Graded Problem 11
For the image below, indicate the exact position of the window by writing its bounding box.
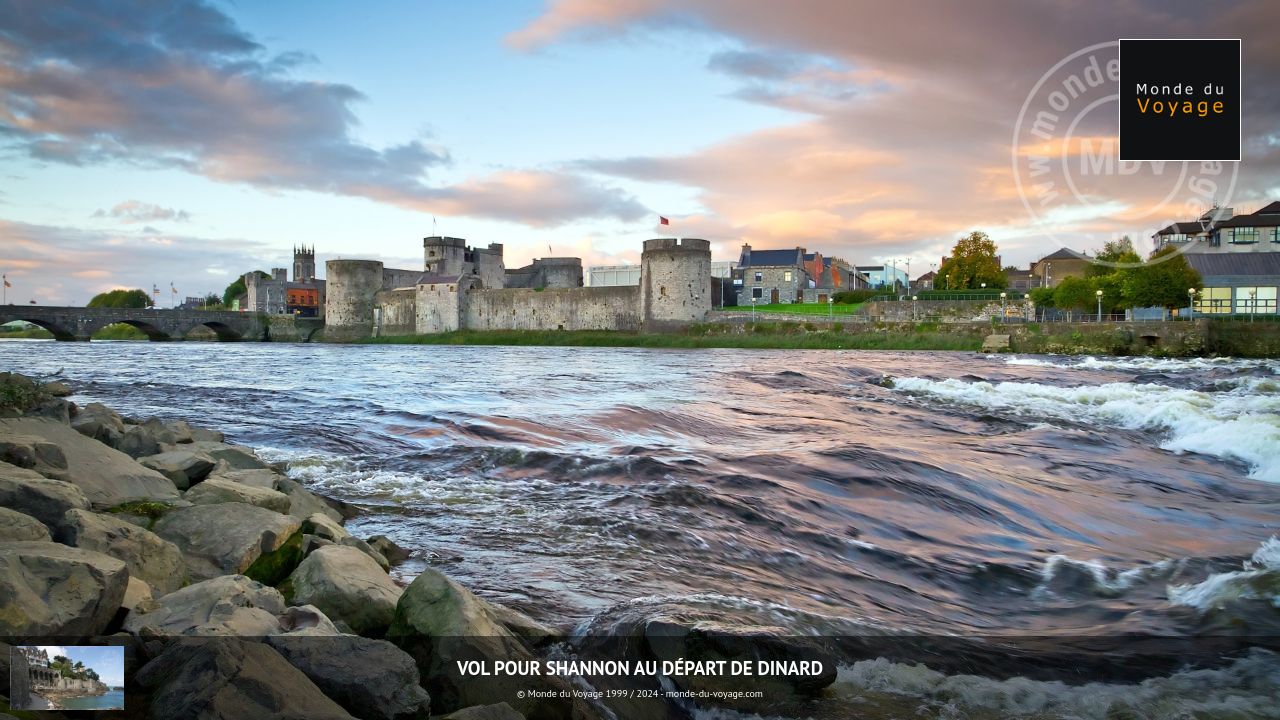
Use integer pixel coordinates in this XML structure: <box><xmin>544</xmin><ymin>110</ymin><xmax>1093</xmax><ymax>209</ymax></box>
<box><xmin>751</xmin><ymin>287</ymin><xmax>763</xmax><ymax>299</ymax></box>
<box><xmin>783</xmin><ymin>270</ymin><xmax>793</xmax><ymax>282</ymax></box>
<box><xmin>1230</xmin><ymin>227</ymin><xmax>1259</xmax><ymax>244</ymax></box>
<box><xmin>1269</xmin><ymin>227</ymin><xmax>1279</xmax><ymax>243</ymax></box>
<box><xmin>754</xmin><ymin>271</ymin><xmax>763</xmax><ymax>282</ymax></box>
<box><xmin>1195</xmin><ymin>287</ymin><xmax>1232</xmax><ymax>314</ymax></box>
<box><xmin>1235</xmin><ymin>286</ymin><xmax>1278</xmax><ymax>314</ymax></box>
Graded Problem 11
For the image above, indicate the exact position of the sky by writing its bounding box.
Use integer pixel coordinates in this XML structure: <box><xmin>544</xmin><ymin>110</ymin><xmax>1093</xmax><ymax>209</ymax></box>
<box><xmin>2</xmin><ymin>0</ymin><xmax>1279</xmax><ymax>305</ymax></box>
<box><xmin>31</xmin><ymin>645</ymin><xmax>125</xmax><ymax>687</ymax></box>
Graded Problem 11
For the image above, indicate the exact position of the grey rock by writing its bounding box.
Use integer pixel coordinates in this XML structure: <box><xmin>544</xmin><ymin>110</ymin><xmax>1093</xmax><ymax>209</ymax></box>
<box><xmin>0</xmin><ymin>460</ymin><xmax>91</xmax><ymax>531</ymax></box>
<box><xmin>277</xmin><ymin>604</ymin><xmax>342</xmax><ymax>636</ymax></box>
<box><xmin>184</xmin><ymin>476</ymin><xmax>291</xmax><ymax>513</ymax></box>
<box><xmin>165</xmin><ymin>419</ymin><xmax>195</xmax><ymax>444</ymax></box>
<box><xmin>42</xmin><ymin>380</ymin><xmax>73</xmax><ymax>397</ymax></box>
<box><xmin>25</xmin><ymin>397</ymin><xmax>73</xmax><ymax>423</ymax></box>
<box><xmin>280</xmin><ymin>477</ymin><xmax>343</xmax><ymax>523</ymax></box>
<box><xmin>0</xmin><ymin>417</ymin><xmax>180</xmax><ymax>507</ymax></box>
<box><xmin>71</xmin><ymin>404</ymin><xmax>125</xmax><ymax>446</ymax></box>
<box><xmin>0</xmin><ymin>540</ymin><xmax>128</xmax><ymax>636</ymax></box>
<box><xmin>339</xmin><ymin>536</ymin><xmax>390</xmax><ymax>572</ymax></box>
<box><xmin>0</xmin><ymin>506</ymin><xmax>51</xmax><ymax>542</ymax></box>
<box><xmin>483</xmin><ymin>601</ymin><xmax>564</xmax><ymax>647</ymax></box>
<box><xmin>268</xmin><ymin>634</ymin><xmax>432</xmax><ymax>720</ymax></box>
<box><xmin>123</xmin><ymin>574</ymin><xmax>287</xmax><ymax>637</ymax></box>
<box><xmin>284</xmin><ymin>545</ymin><xmax>402</xmax><ymax>636</ymax></box>
<box><xmin>441</xmin><ymin>704</ymin><xmax>525</xmax><ymax>720</ymax></box>
<box><xmin>368</xmin><ymin>535</ymin><xmax>412</xmax><ymax>566</ymax></box>
<box><xmin>138</xmin><ymin>450</ymin><xmax>215</xmax><ymax>489</ymax></box>
<box><xmin>62</xmin><ymin>508</ymin><xmax>187</xmax><ymax>594</ymax></box>
<box><xmin>303</xmin><ymin>512</ymin><xmax>350</xmax><ymax>542</ymax></box>
<box><xmin>190</xmin><ymin>425</ymin><xmax>226</xmax><ymax>443</ymax></box>
<box><xmin>136</xmin><ymin>637</ymin><xmax>357</xmax><ymax>720</ymax></box>
<box><xmin>0</xmin><ymin>433</ymin><xmax>69</xmax><ymax>478</ymax></box>
<box><xmin>153</xmin><ymin>502</ymin><xmax>302</xmax><ymax>582</ymax></box>
<box><xmin>187</xmin><ymin>440</ymin><xmax>270</xmax><ymax>470</ymax></box>
<box><xmin>211</xmin><ymin>467</ymin><xmax>283</xmax><ymax>490</ymax></box>
<box><xmin>116</xmin><ymin>425</ymin><xmax>160</xmax><ymax>458</ymax></box>
<box><xmin>386</xmin><ymin>569</ymin><xmax>576</xmax><ymax>719</ymax></box>
<box><xmin>122</xmin><ymin>576</ymin><xmax>153</xmax><ymax>611</ymax></box>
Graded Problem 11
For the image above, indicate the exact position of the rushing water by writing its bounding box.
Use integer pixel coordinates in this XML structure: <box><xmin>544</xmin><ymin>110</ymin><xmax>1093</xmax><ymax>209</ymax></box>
<box><xmin>4</xmin><ymin>340</ymin><xmax>1279</xmax><ymax>718</ymax></box>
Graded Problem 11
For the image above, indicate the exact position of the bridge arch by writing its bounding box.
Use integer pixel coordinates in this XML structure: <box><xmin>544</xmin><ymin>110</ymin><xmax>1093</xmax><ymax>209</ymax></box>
<box><xmin>83</xmin><ymin>319</ymin><xmax>171</xmax><ymax>341</ymax></box>
<box><xmin>183</xmin><ymin>320</ymin><xmax>243</xmax><ymax>341</ymax></box>
<box><xmin>0</xmin><ymin>316</ymin><xmax>76</xmax><ymax>341</ymax></box>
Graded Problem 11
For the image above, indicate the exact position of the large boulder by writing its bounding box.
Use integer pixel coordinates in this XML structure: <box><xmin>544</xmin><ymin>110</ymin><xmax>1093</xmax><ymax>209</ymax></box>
<box><xmin>187</xmin><ymin>440</ymin><xmax>271</xmax><ymax>470</ymax></box>
<box><xmin>153</xmin><ymin>502</ymin><xmax>302</xmax><ymax>583</ymax></box>
<box><xmin>211</xmin><ymin>467</ymin><xmax>282</xmax><ymax>490</ymax></box>
<box><xmin>339</xmin><ymin>536</ymin><xmax>391</xmax><ymax>571</ymax></box>
<box><xmin>303</xmin><ymin>512</ymin><xmax>350</xmax><ymax>542</ymax></box>
<box><xmin>441</xmin><ymin>704</ymin><xmax>525</xmax><ymax>720</ymax></box>
<box><xmin>136</xmin><ymin>637</ymin><xmax>357</xmax><ymax>720</ymax></box>
<box><xmin>279</xmin><ymin>478</ymin><xmax>343</xmax><ymax>523</ymax></box>
<box><xmin>284</xmin><ymin>545</ymin><xmax>401</xmax><ymax>636</ymax></box>
<box><xmin>190</xmin><ymin>425</ymin><xmax>225</xmax><ymax>443</ymax></box>
<box><xmin>0</xmin><ymin>433</ymin><xmax>69</xmax><ymax>479</ymax></box>
<box><xmin>0</xmin><ymin>417</ymin><xmax>179</xmax><ymax>507</ymax></box>
<box><xmin>138</xmin><ymin>450</ymin><xmax>215</xmax><ymax>489</ymax></box>
<box><xmin>61</xmin><ymin>508</ymin><xmax>186</xmax><ymax>594</ymax></box>
<box><xmin>0</xmin><ymin>461</ymin><xmax>91</xmax><ymax>531</ymax></box>
<box><xmin>268</xmin><ymin>634</ymin><xmax>432</xmax><ymax>720</ymax></box>
<box><xmin>0</xmin><ymin>507</ymin><xmax>51</xmax><ymax>542</ymax></box>
<box><xmin>123</xmin><ymin>574</ymin><xmax>286</xmax><ymax>637</ymax></box>
<box><xmin>368</xmin><ymin>535</ymin><xmax>412</xmax><ymax>566</ymax></box>
<box><xmin>71</xmin><ymin>402</ymin><xmax>126</xmax><ymax>446</ymax></box>
<box><xmin>386</xmin><ymin>569</ymin><xmax>577</xmax><ymax>720</ymax></box>
<box><xmin>185</xmin><ymin>476</ymin><xmax>290</xmax><ymax>513</ymax></box>
<box><xmin>0</xmin><ymin>541</ymin><xmax>128</xmax><ymax>636</ymax></box>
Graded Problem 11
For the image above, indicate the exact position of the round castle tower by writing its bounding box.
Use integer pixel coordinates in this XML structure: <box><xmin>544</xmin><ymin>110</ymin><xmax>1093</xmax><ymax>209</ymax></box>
<box><xmin>324</xmin><ymin>259</ymin><xmax>384</xmax><ymax>341</ymax></box>
<box><xmin>640</xmin><ymin>238</ymin><xmax>712</xmax><ymax>327</ymax></box>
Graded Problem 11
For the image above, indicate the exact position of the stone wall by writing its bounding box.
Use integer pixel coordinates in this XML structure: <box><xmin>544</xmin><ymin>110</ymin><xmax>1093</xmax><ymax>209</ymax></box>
<box><xmin>325</xmin><ymin>260</ymin><xmax>386</xmax><ymax>341</ymax></box>
<box><xmin>861</xmin><ymin>299</ymin><xmax>1033</xmax><ymax>322</ymax></box>
<box><xmin>374</xmin><ymin>288</ymin><xmax>417</xmax><ymax>337</ymax></box>
<box><xmin>463</xmin><ymin>286</ymin><xmax>641</xmax><ymax>331</ymax></box>
<box><xmin>415</xmin><ymin>281</ymin><xmax>464</xmax><ymax>334</ymax></box>
<box><xmin>505</xmin><ymin>258</ymin><xmax>584</xmax><ymax>289</ymax></box>
<box><xmin>381</xmin><ymin>267</ymin><xmax>423</xmax><ymax>291</ymax></box>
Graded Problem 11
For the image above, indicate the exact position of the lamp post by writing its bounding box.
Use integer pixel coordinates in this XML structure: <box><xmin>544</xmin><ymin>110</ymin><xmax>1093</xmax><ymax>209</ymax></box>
<box><xmin>828</xmin><ymin>294</ymin><xmax>834</xmax><ymax>321</ymax></box>
<box><xmin>1028</xmin><ymin>299</ymin><xmax>1035</xmax><ymax>322</ymax></box>
<box><xmin>1096</xmin><ymin>288</ymin><xmax>1104</xmax><ymax>323</ymax></box>
<box><xmin>751</xmin><ymin>296</ymin><xmax>757</xmax><ymax>322</ymax></box>
<box><xmin>1000</xmin><ymin>291</ymin><xmax>1007</xmax><ymax>323</ymax></box>
<box><xmin>1249</xmin><ymin>289</ymin><xmax>1257</xmax><ymax>323</ymax></box>
<box><xmin>912</xmin><ymin>295</ymin><xmax>918</xmax><ymax>320</ymax></box>
<box><xmin>905</xmin><ymin>258</ymin><xmax>912</xmax><ymax>298</ymax></box>
<box><xmin>1187</xmin><ymin>288</ymin><xmax>1197</xmax><ymax>320</ymax></box>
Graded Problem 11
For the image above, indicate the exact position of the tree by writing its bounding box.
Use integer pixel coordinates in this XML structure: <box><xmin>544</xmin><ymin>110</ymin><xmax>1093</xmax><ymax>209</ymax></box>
<box><xmin>1085</xmin><ymin>236</ymin><xmax>1142</xmax><ymax>278</ymax></box>
<box><xmin>936</xmin><ymin>231</ymin><xmax>1006</xmax><ymax>289</ymax></box>
<box><xmin>1052</xmin><ymin>275</ymin><xmax>1095</xmax><ymax>313</ymax></box>
<box><xmin>223</xmin><ymin>271</ymin><xmax>269</xmax><ymax>307</ymax></box>
<box><xmin>1124</xmin><ymin>245</ymin><xmax>1202</xmax><ymax>311</ymax></box>
<box><xmin>87</xmin><ymin>288</ymin><xmax>152</xmax><ymax>308</ymax></box>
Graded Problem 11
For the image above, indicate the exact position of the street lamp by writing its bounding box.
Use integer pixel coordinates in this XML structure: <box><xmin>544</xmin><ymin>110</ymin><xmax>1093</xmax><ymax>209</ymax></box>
<box><xmin>1249</xmin><ymin>289</ymin><xmax>1257</xmax><ymax>323</ymax></box>
<box><xmin>912</xmin><ymin>294</ymin><xmax>918</xmax><ymax>320</ymax></box>
<box><xmin>1187</xmin><ymin>288</ymin><xmax>1197</xmax><ymax>320</ymax></box>
<box><xmin>828</xmin><ymin>294</ymin><xmax>834</xmax><ymax>321</ymax></box>
<box><xmin>751</xmin><ymin>296</ymin><xmax>757</xmax><ymax>322</ymax></box>
<box><xmin>1028</xmin><ymin>299</ymin><xmax>1035</xmax><ymax>322</ymax></box>
<box><xmin>1000</xmin><ymin>291</ymin><xmax>1007</xmax><ymax>322</ymax></box>
<box><xmin>1095</xmin><ymin>288</ymin><xmax>1104</xmax><ymax>323</ymax></box>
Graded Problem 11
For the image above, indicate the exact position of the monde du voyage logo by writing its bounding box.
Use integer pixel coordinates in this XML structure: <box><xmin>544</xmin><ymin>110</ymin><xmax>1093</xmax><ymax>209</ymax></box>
<box><xmin>1120</xmin><ymin>39</ymin><xmax>1241</xmax><ymax>161</ymax></box>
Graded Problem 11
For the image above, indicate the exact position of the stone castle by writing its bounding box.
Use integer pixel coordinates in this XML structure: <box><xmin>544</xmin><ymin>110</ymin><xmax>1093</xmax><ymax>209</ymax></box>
<box><xmin>245</xmin><ymin>245</ymin><xmax>326</xmax><ymax>317</ymax></box>
<box><xmin>325</xmin><ymin>236</ymin><xmax>711</xmax><ymax>339</ymax></box>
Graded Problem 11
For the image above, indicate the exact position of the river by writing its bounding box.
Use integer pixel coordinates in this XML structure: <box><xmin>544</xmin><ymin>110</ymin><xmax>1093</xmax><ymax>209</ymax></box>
<box><xmin>4</xmin><ymin>340</ymin><xmax>1279</xmax><ymax>718</ymax></box>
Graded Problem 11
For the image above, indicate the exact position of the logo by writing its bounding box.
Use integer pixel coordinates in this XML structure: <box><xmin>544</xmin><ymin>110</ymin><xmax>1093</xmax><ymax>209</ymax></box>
<box><xmin>1012</xmin><ymin>41</ymin><xmax>1239</xmax><ymax>269</ymax></box>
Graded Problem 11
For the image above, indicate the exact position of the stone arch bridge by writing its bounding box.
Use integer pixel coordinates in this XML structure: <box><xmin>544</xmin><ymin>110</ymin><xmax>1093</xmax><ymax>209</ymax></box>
<box><xmin>1</xmin><ymin>306</ymin><xmax>323</xmax><ymax>342</ymax></box>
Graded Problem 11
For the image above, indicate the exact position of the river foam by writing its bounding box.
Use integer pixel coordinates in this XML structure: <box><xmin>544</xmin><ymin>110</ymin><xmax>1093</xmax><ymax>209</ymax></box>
<box><xmin>892</xmin><ymin>376</ymin><xmax>1280</xmax><ymax>482</ymax></box>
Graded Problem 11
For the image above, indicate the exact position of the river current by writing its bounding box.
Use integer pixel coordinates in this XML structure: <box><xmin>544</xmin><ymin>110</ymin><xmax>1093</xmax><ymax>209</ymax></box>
<box><xmin>4</xmin><ymin>340</ymin><xmax>1279</xmax><ymax>718</ymax></box>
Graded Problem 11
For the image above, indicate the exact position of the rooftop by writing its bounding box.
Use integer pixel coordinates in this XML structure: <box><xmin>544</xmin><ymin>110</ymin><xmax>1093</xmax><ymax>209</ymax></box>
<box><xmin>1185</xmin><ymin>252</ymin><xmax>1280</xmax><ymax>277</ymax></box>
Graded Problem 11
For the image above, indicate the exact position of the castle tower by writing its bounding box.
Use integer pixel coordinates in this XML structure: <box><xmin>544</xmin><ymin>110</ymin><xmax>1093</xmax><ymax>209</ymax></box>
<box><xmin>423</xmin><ymin>236</ymin><xmax>469</xmax><ymax>276</ymax></box>
<box><xmin>639</xmin><ymin>238</ymin><xmax>712</xmax><ymax>328</ymax></box>
<box><xmin>293</xmin><ymin>244</ymin><xmax>316</xmax><ymax>282</ymax></box>
<box><xmin>325</xmin><ymin>259</ymin><xmax>384</xmax><ymax>341</ymax></box>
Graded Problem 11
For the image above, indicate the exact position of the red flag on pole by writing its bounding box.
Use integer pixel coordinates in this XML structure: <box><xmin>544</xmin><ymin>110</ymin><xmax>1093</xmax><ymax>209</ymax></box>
<box><xmin>659</xmin><ymin>216</ymin><xmax>670</xmax><ymax>226</ymax></box>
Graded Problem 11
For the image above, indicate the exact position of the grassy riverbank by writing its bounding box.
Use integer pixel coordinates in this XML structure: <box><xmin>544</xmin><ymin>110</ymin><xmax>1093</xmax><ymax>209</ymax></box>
<box><xmin>360</xmin><ymin>324</ymin><xmax>983</xmax><ymax>351</ymax></box>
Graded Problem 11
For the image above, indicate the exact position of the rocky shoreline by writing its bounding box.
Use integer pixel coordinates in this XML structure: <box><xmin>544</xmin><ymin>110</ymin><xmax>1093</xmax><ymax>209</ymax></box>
<box><xmin>0</xmin><ymin>371</ymin><xmax>837</xmax><ymax>720</ymax></box>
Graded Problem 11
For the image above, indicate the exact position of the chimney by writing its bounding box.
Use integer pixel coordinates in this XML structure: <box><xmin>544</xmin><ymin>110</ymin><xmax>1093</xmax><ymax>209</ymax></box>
<box><xmin>740</xmin><ymin>243</ymin><xmax>751</xmax><ymax>265</ymax></box>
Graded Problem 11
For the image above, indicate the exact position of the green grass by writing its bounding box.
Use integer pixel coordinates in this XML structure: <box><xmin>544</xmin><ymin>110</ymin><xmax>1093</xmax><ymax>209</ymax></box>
<box><xmin>716</xmin><ymin>302</ymin><xmax>865</xmax><ymax>315</ymax></box>
<box><xmin>92</xmin><ymin>323</ymin><xmax>149</xmax><ymax>340</ymax></box>
<box><xmin>360</xmin><ymin>326</ymin><xmax>981</xmax><ymax>351</ymax></box>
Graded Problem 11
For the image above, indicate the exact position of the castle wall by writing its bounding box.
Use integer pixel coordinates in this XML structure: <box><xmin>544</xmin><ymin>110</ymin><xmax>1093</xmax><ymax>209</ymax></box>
<box><xmin>462</xmin><ymin>286</ymin><xmax>641</xmax><ymax>332</ymax></box>
<box><xmin>382</xmin><ymin>267</ymin><xmax>422</xmax><ymax>291</ymax></box>
<box><xmin>415</xmin><ymin>280</ymin><xmax>464</xmax><ymax>334</ymax></box>
<box><xmin>506</xmin><ymin>258</ymin><xmax>583</xmax><ymax>289</ymax></box>
<box><xmin>373</xmin><ymin>288</ymin><xmax>417</xmax><ymax>336</ymax></box>
<box><xmin>474</xmin><ymin>246</ymin><xmax>506</xmax><ymax>289</ymax></box>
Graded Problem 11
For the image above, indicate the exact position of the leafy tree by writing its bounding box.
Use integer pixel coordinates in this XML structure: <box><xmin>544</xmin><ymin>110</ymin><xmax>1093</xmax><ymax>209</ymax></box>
<box><xmin>1029</xmin><ymin>286</ymin><xmax>1056</xmax><ymax>308</ymax></box>
<box><xmin>223</xmin><ymin>271</ymin><xmax>269</xmax><ymax>307</ymax></box>
<box><xmin>936</xmin><ymin>231</ymin><xmax>1006</xmax><ymax>289</ymax></box>
<box><xmin>1085</xmin><ymin>236</ymin><xmax>1142</xmax><ymax>278</ymax></box>
<box><xmin>1052</xmin><ymin>275</ymin><xmax>1096</xmax><ymax>313</ymax></box>
<box><xmin>1123</xmin><ymin>245</ymin><xmax>1202</xmax><ymax>311</ymax></box>
<box><xmin>87</xmin><ymin>288</ymin><xmax>152</xmax><ymax>308</ymax></box>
